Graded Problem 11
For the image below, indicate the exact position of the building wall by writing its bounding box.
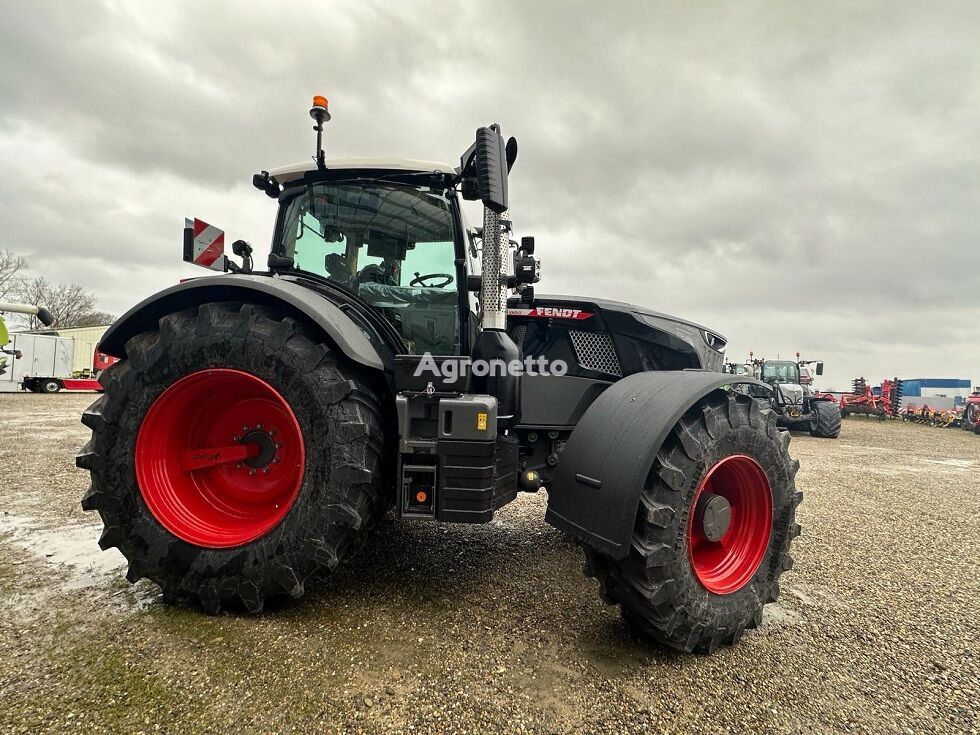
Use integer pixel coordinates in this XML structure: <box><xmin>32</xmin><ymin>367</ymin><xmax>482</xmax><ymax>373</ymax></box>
<box><xmin>54</xmin><ymin>325</ymin><xmax>112</xmax><ymax>374</ymax></box>
<box><xmin>901</xmin><ymin>378</ymin><xmax>973</xmax><ymax>406</ymax></box>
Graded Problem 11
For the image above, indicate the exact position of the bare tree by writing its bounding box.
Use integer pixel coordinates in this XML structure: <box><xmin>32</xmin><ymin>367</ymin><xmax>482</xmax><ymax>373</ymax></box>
<box><xmin>15</xmin><ymin>277</ymin><xmax>98</xmax><ymax>329</ymax></box>
<box><xmin>0</xmin><ymin>249</ymin><xmax>29</xmax><ymax>301</ymax></box>
<box><xmin>71</xmin><ymin>311</ymin><xmax>116</xmax><ymax>328</ymax></box>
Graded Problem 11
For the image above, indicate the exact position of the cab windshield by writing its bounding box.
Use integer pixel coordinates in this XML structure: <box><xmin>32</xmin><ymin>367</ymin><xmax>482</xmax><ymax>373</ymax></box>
<box><xmin>278</xmin><ymin>182</ymin><xmax>460</xmax><ymax>354</ymax></box>
<box><xmin>761</xmin><ymin>361</ymin><xmax>800</xmax><ymax>385</ymax></box>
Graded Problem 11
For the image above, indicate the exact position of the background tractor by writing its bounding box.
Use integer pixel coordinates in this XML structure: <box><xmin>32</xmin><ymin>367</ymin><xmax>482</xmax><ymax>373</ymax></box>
<box><xmin>731</xmin><ymin>353</ymin><xmax>841</xmax><ymax>438</ymax></box>
<box><xmin>76</xmin><ymin>97</ymin><xmax>802</xmax><ymax>653</ymax></box>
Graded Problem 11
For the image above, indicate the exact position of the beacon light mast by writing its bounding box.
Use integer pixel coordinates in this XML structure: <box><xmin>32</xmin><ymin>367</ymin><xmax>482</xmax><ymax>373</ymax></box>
<box><xmin>310</xmin><ymin>95</ymin><xmax>330</xmax><ymax>170</ymax></box>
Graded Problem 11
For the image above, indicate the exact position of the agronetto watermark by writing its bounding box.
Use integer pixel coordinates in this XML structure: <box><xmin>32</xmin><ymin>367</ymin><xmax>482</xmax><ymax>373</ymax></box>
<box><xmin>413</xmin><ymin>353</ymin><xmax>568</xmax><ymax>382</ymax></box>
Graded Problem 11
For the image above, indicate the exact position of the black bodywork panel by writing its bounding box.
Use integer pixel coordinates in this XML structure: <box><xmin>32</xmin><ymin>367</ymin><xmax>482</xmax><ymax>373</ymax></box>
<box><xmin>508</xmin><ymin>294</ymin><xmax>726</xmax><ymax>429</ymax></box>
<box><xmin>545</xmin><ymin>371</ymin><xmax>766</xmax><ymax>559</ymax></box>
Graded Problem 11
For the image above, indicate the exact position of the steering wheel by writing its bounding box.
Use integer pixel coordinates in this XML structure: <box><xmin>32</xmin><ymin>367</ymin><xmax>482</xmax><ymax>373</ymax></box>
<box><xmin>409</xmin><ymin>272</ymin><xmax>454</xmax><ymax>288</ymax></box>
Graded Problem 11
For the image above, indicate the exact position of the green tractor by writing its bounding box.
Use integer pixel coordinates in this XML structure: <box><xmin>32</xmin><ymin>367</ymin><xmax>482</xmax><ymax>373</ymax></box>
<box><xmin>76</xmin><ymin>97</ymin><xmax>802</xmax><ymax>653</ymax></box>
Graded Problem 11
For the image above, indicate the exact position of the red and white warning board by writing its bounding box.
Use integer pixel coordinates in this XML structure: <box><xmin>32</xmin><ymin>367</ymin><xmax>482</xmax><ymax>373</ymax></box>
<box><xmin>183</xmin><ymin>218</ymin><xmax>225</xmax><ymax>271</ymax></box>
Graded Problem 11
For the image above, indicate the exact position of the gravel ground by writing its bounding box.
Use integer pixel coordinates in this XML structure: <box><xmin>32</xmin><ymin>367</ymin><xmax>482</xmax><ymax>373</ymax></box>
<box><xmin>0</xmin><ymin>392</ymin><xmax>977</xmax><ymax>734</ymax></box>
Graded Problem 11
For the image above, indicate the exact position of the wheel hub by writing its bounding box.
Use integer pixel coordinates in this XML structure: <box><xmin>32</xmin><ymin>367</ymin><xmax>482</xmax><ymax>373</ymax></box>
<box><xmin>695</xmin><ymin>492</ymin><xmax>732</xmax><ymax>542</ymax></box>
<box><xmin>241</xmin><ymin>429</ymin><xmax>278</xmax><ymax>468</ymax></box>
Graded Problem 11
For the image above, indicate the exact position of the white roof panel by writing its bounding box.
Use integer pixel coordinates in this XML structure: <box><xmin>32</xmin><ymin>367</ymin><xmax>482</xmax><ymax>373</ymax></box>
<box><xmin>270</xmin><ymin>158</ymin><xmax>456</xmax><ymax>184</ymax></box>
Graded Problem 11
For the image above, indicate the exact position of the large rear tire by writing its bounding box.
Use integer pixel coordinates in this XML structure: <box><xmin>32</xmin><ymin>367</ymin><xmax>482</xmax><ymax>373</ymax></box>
<box><xmin>77</xmin><ymin>302</ymin><xmax>391</xmax><ymax>613</ymax></box>
<box><xmin>809</xmin><ymin>400</ymin><xmax>842</xmax><ymax>438</ymax></box>
<box><xmin>583</xmin><ymin>393</ymin><xmax>801</xmax><ymax>653</ymax></box>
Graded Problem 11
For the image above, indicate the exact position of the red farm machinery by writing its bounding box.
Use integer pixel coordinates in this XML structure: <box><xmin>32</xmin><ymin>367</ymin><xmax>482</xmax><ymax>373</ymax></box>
<box><xmin>839</xmin><ymin>377</ymin><xmax>903</xmax><ymax>420</ymax></box>
<box><xmin>961</xmin><ymin>391</ymin><xmax>980</xmax><ymax>434</ymax></box>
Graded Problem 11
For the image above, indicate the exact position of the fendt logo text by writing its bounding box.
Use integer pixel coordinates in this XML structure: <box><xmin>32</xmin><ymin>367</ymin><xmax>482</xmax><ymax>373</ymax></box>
<box><xmin>506</xmin><ymin>307</ymin><xmax>593</xmax><ymax>320</ymax></box>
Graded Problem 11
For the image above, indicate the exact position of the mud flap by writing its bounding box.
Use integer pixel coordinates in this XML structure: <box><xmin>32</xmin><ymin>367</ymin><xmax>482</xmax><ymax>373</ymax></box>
<box><xmin>545</xmin><ymin>371</ymin><xmax>766</xmax><ymax>559</ymax></box>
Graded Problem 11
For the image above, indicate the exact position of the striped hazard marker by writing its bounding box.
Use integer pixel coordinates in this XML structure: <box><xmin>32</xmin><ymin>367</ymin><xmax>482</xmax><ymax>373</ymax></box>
<box><xmin>183</xmin><ymin>218</ymin><xmax>226</xmax><ymax>271</ymax></box>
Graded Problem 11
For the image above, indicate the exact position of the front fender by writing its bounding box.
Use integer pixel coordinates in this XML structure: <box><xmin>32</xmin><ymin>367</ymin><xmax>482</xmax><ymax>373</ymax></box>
<box><xmin>99</xmin><ymin>274</ymin><xmax>385</xmax><ymax>371</ymax></box>
<box><xmin>545</xmin><ymin>371</ymin><xmax>766</xmax><ymax>559</ymax></box>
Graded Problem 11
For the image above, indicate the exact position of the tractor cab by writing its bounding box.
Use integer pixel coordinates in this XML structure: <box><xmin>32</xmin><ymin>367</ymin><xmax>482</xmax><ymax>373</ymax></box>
<box><xmin>265</xmin><ymin>159</ymin><xmax>469</xmax><ymax>355</ymax></box>
<box><xmin>760</xmin><ymin>360</ymin><xmax>801</xmax><ymax>386</ymax></box>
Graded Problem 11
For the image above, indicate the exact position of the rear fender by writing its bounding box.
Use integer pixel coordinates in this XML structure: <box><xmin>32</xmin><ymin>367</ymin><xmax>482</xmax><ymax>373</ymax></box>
<box><xmin>545</xmin><ymin>371</ymin><xmax>766</xmax><ymax>559</ymax></box>
<box><xmin>98</xmin><ymin>274</ymin><xmax>385</xmax><ymax>371</ymax></box>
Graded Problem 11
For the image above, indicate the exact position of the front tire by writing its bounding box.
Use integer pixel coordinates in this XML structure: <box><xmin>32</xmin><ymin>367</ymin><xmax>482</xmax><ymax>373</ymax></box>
<box><xmin>583</xmin><ymin>393</ymin><xmax>801</xmax><ymax>653</ymax></box>
<box><xmin>77</xmin><ymin>302</ymin><xmax>391</xmax><ymax>613</ymax></box>
<box><xmin>809</xmin><ymin>400</ymin><xmax>842</xmax><ymax>438</ymax></box>
<box><xmin>963</xmin><ymin>404</ymin><xmax>980</xmax><ymax>432</ymax></box>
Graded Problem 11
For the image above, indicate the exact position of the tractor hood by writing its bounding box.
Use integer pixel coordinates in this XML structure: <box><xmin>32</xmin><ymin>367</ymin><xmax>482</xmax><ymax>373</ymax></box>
<box><xmin>507</xmin><ymin>294</ymin><xmax>727</xmax><ymax>373</ymax></box>
<box><xmin>776</xmin><ymin>384</ymin><xmax>805</xmax><ymax>405</ymax></box>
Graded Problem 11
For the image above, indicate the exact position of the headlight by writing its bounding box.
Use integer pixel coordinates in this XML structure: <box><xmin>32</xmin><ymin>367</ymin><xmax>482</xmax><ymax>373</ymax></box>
<box><xmin>701</xmin><ymin>330</ymin><xmax>727</xmax><ymax>351</ymax></box>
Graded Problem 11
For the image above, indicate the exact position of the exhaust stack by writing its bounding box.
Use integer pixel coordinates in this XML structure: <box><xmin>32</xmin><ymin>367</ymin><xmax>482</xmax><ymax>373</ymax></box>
<box><xmin>465</xmin><ymin>124</ymin><xmax>521</xmax><ymax>426</ymax></box>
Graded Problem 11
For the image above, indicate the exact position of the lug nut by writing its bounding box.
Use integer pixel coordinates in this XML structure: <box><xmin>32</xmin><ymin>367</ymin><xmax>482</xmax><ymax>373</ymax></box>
<box><xmin>234</xmin><ymin>435</ymin><xmax>242</xmax><ymax>443</ymax></box>
<box><xmin>263</xmin><ymin>467</ymin><xmax>270</xmax><ymax>474</ymax></box>
<box><xmin>256</xmin><ymin>423</ymin><xmax>263</xmax><ymax>430</ymax></box>
<box><xmin>273</xmin><ymin>457</ymin><xmax>281</xmax><ymax>464</ymax></box>
<box><xmin>248</xmin><ymin>469</ymin><xmax>256</xmax><ymax>476</ymax></box>
<box><xmin>236</xmin><ymin>463</ymin><xmax>243</xmax><ymax>469</ymax></box>
<box><xmin>243</xmin><ymin>425</ymin><xmax>250</xmax><ymax>432</ymax></box>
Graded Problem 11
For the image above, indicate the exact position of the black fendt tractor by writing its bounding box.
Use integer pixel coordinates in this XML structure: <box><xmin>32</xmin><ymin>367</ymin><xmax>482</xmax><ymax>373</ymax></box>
<box><xmin>77</xmin><ymin>97</ymin><xmax>801</xmax><ymax>652</ymax></box>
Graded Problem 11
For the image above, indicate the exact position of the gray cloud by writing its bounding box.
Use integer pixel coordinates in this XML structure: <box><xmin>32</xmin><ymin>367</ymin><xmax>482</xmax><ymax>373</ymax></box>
<box><xmin>1</xmin><ymin>0</ymin><xmax>978</xmax><ymax>389</ymax></box>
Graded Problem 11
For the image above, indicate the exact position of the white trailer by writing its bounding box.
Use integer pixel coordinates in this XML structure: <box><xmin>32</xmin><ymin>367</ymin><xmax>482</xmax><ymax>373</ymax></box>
<box><xmin>0</xmin><ymin>332</ymin><xmax>102</xmax><ymax>393</ymax></box>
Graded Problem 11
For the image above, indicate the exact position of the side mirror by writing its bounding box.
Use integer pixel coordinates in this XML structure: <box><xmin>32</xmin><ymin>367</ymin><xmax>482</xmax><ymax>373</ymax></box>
<box><xmin>232</xmin><ymin>240</ymin><xmax>253</xmax><ymax>258</ymax></box>
<box><xmin>252</xmin><ymin>171</ymin><xmax>280</xmax><ymax>199</ymax></box>
<box><xmin>474</xmin><ymin>126</ymin><xmax>510</xmax><ymax>214</ymax></box>
<box><xmin>816</xmin><ymin>362</ymin><xmax>824</xmax><ymax>376</ymax></box>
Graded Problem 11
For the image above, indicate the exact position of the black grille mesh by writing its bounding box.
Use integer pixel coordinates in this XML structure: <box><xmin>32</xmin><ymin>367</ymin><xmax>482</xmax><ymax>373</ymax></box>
<box><xmin>569</xmin><ymin>330</ymin><xmax>622</xmax><ymax>376</ymax></box>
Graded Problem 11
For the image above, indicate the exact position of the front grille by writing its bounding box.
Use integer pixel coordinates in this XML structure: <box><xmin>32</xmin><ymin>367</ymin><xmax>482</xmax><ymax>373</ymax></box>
<box><xmin>569</xmin><ymin>330</ymin><xmax>622</xmax><ymax>377</ymax></box>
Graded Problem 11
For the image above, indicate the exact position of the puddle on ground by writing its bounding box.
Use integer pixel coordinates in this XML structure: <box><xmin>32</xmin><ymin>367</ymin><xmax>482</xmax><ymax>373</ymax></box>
<box><xmin>0</xmin><ymin>513</ymin><xmax>125</xmax><ymax>589</ymax></box>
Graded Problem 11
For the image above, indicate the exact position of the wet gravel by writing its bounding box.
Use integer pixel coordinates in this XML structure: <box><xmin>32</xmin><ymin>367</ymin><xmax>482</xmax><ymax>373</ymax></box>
<box><xmin>0</xmin><ymin>392</ymin><xmax>978</xmax><ymax>734</ymax></box>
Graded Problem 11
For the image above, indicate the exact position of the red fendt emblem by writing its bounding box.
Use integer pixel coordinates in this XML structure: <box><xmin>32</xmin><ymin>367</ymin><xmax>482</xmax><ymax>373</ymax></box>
<box><xmin>507</xmin><ymin>307</ymin><xmax>593</xmax><ymax>320</ymax></box>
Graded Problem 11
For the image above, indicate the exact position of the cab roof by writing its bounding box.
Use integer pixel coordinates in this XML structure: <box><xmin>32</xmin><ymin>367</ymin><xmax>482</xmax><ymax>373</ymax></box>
<box><xmin>269</xmin><ymin>158</ymin><xmax>457</xmax><ymax>184</ymax></box>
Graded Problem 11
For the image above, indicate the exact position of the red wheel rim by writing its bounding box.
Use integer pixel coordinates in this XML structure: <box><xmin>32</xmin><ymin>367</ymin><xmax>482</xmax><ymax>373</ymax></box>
<box><xmin>687</xmin><ymin>454</ymin><xmax>772</xmax><ymax>595</ymax></box>
<box><xmin>135</xmin><ymin>369</ymin><xmax>304</xmax><ymax>548</ymax></box>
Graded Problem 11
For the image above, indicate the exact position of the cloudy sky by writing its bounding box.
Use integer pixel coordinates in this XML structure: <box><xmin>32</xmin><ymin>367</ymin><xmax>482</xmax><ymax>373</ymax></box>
<box><xmin>1</xmin><ymin>1</ymin><xmax>978</xmax><ymax>389</ymax></box>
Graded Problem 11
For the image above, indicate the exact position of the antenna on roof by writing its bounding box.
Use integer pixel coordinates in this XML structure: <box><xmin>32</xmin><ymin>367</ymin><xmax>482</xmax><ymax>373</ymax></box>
<box><xmin>310</xmin><ymin>95</ymin><xmax>331</xmax><ymax>171</ymax></box>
